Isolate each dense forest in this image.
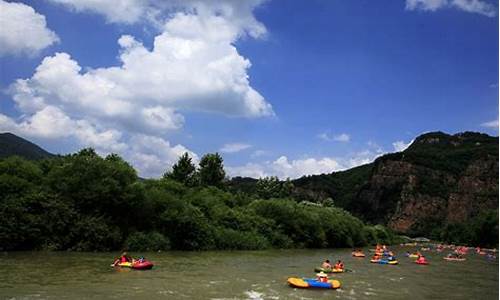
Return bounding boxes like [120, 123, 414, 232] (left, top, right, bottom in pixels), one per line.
[0, 149, 397, 252]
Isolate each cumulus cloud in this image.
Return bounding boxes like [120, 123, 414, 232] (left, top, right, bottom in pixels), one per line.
[227, 148, 386, 179]
[317, 132, 350, 142]
[392, 140, 413, 152]
[481, 119, 499, 128]
[1, 1, 271, 177]
[220, 143, 252, 153]
[271, 156, 341, 179]
[405, 0, 497, 17]
[128, 134, 198, 177]
[46, 0, 149, 24]
[0, 106, 127, 153]
[0, 0, 59, 56]
[46, 0, 268, 37]
[227, 156, 341, 179]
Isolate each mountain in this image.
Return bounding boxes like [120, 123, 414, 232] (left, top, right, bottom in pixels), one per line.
[231, 131, 499, 242]
[0, 132, 54, 160]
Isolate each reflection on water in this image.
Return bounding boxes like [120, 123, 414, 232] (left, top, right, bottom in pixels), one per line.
[0, 247, 497, 299]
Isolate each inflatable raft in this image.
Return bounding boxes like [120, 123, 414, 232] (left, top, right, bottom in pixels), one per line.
[314, 267, 344, 273]
[415, 260, 429, 265]
[443, 257, 466, 262]
[370, 259, 398, 265]
[287, 277, 341, 289]
[352, 252, 366, 257]
[115, 261, 154, 270]
[407, 254, 419, 258]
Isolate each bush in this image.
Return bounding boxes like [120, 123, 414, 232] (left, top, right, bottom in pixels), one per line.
[126, 231, 170, 251]
[214, 228, 270, 250]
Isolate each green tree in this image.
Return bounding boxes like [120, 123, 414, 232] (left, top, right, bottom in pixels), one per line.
[164, 152, 196, 185]
[198, 153, 225, 187]
[256, 176, 282, 199]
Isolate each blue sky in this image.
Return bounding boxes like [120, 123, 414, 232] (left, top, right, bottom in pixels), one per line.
[0, 0, 498, 178]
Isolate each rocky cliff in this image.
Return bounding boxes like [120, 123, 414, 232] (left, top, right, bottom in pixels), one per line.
[293, 131, 498, 239]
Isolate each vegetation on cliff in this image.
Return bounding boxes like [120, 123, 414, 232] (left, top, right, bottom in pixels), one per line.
[230, 132, 499, 247]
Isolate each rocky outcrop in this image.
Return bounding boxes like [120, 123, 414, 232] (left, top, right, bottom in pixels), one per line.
[368, 144, 498, 235]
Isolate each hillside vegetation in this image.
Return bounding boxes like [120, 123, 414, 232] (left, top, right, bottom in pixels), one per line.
[0, 133, 54, 160]
[231, 132, 499, 247]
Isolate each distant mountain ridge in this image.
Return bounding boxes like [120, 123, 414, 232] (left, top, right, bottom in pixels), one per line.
[231, 131, 499, 242]
[0, 132, 54, 160]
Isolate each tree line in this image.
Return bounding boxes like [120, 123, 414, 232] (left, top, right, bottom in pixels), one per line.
[0, 149, 398, 251]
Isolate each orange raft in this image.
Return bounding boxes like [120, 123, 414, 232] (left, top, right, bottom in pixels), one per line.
[352, 252, 366, 257]
[443, 257, 466, 262]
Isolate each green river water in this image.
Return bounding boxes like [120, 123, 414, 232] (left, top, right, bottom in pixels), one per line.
[0, 246, 497, 300]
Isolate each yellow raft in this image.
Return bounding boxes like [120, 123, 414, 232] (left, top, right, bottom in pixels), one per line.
[287, 277, 341, 289]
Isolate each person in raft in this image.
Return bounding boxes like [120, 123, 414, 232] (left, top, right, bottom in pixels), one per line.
[334, 260, 344, 270]
[316, 271, 329, 283]
[113, 252, 133, 266]
[322, 259, 332, 269]
[416, 255, 426, 263]
[447, 252, 462, 259]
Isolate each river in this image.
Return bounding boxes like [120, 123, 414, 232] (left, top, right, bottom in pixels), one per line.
[0, 246, 497, 299]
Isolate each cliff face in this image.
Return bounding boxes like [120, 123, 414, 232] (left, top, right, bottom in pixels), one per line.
[354, 132, 498, 235]
[292, 131, 498, 237]
[385, 156, 498, 233]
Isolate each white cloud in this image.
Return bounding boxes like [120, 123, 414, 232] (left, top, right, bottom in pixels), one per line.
[128, 134, 198, 177]
[405, 0, 497, 17]
[250, 149, 269, 158]
[271, 156, 341, 179]
[451, 0, 497, 17]
[343, 149, 384, 169]
[317, 132, 350, 142]
[481, 119, 499, 128]
[220, 143, 252, 153]
[226, 162, 269, 178]
[47, 0, 148, 24]
[227, 150, 385, 179]
[0, 106, 127, 153]
[392, 140, 413, 152]
[8, 15, 273, 126]
[227, 156, 341, 179]
[406, 0, 448, 11]
[227, 143, 389, 179]
[0, 109, 193, 177]
[1, 1, 271, 178]
[46, 0, 268, 37]
[0, 0, 59, 56]
[334, 133, 350, 142]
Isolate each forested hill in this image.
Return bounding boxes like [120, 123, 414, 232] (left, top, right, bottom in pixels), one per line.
[1, 131, 497, 249]
[0, 135, 397, 252]
[0, 132, 54, 160]
[231, 131, 499, 246]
